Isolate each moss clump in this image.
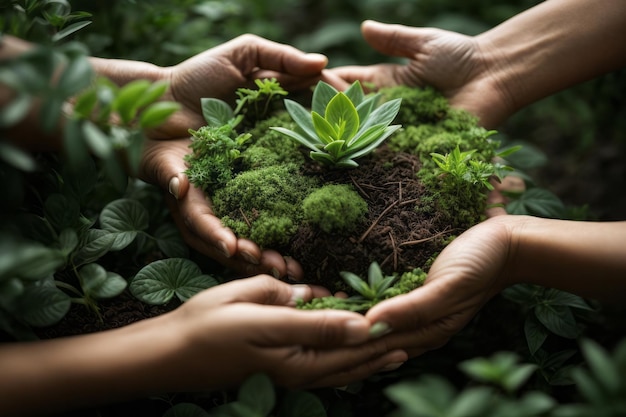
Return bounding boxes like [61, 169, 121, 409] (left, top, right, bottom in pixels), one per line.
[249, 213, 296, 247]
[302, 184, 368, 234]
[242, 112, 304, 169]
[212, 164, 317, 247]
[380, 85, 449, 125]
[184, 124, 250, 190]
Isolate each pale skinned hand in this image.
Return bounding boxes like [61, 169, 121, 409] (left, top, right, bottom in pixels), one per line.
[327, 20, 515, 129]
[159, 275, 408, 389]
[138, 34, 332, 279]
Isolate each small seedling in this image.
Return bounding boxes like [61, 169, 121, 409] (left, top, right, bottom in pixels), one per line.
[341, 261, 398, 301]
[271, 81, 402, 167]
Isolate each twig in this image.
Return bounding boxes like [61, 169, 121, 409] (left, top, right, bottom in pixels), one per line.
[397, 229, 456, 247]
[358, 200, 399, 243]
[239, 208, 251, 228]
[389, 231, 398, 271]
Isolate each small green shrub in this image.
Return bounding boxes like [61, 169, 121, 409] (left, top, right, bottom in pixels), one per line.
[302, 184, 368, 234]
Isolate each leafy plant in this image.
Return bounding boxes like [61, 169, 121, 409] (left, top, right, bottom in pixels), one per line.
[271, 80, 402, 167]
[341, 261, 398, 301]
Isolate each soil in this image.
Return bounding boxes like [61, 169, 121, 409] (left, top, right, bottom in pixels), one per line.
[289, 145, 455, 291]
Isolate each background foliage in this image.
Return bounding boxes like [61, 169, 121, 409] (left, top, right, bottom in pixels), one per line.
[1, 0, 625, 416]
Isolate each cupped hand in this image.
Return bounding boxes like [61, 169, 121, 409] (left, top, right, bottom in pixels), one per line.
[364, 215, 518, 358]
[162, 275, 408, 389]
[139, 138, 303, 279]
[327, 20, 515, 129]
[153, 33, 330, 139]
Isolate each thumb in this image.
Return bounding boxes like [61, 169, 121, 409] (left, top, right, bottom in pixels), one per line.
[361, 20, 425, 59]
[140, 139, 190, 200]
[212, 275, 322, 307]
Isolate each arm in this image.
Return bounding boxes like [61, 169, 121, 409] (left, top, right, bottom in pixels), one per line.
[0, 276, 407, 416]
[328, 0, 626, 128]
[364, 215, 626, 357]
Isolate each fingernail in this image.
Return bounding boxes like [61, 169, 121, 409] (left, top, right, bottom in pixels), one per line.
[270, 267, 281, 279]
[345, 319, 369, 344]
[168, 176, 180, 199]
[218, 241, 230, 258]
[240, 250, 260, 265]
[288, 284, 310, 306]
[380, 361, 404, 372]
[369, 322, 392, 338]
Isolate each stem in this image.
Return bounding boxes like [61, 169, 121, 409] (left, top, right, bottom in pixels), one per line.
[55, 281, 83, 297]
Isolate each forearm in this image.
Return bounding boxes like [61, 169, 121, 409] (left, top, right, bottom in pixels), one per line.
[477, 0, 626, 114]
[503, 215, 626, 302]
[0, 314, 188, 416]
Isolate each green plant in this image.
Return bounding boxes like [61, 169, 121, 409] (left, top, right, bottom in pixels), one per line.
[271, 80, 402, 167]
[302, 184, 368, 234]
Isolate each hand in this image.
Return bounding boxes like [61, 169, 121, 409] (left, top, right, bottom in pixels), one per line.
[162, 275, 408, 389]
[364, 216, 516, 357]
[153, 34, 330, 139]
[139, 138, 303, 279]
[327, 20, 516, 129]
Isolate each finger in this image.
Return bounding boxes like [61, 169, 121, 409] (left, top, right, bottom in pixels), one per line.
[206, 275, 318, 307]
[360, 20, 427, 59]
[284, 256, 304, 281]
[486, 175, 526, 218]
[327, 63, 400, 89]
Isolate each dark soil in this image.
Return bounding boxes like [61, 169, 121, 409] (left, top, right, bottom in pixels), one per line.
[289, 146, 455, 291]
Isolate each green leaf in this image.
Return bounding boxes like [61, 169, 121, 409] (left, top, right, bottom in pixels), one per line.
[0, 242, 65, 282]
[347, 125, 400, 160]
[311, 81, 338, 115]
[0, 93, 32, 127]
[343, 80, 365, 107]
[502, 363, 538, 393]
[447, 387, 494, 417]
[16, 285, 71, 327]
[544, 289, 594, 311]
[324, 92, 359, 142]
[201, 97, 234, 127]
[283, 99, 318, 142]
[270, 126, 319, 152]
[82, 120, 113, 158]
[57, 54, 93, 96]
[139, 101, 181, 129]
[340, 271, 374, 299]
[79, 263, 127, 299]
[73, 229, 116, 266]
[368, 261, 384, 288]
[52, 20, 92, 42]
[311, 111, 338, 144]
[113, 79, 152, 124]
[580, 338, 621, 394]
[356, 98, 401, 134]
[238, 373, 275, 416]
[44, 193, 80, 231]
[135, 80, 169, 110]
[39, 95, 65, 133]
[524, 316, 548, 355]
[58, 228, 78, 255]
[534, 304, 579, 339]
[506, 187, 565, 218]
[99, 199, 150, 250]
[130, 258, 219, 305]
[385, 375, 455, 414]
[0, 141, 37, 172]
[355, 94, 379, 125]
[63, 118, 91, 169]
[323, 140, 345, 159]
[154, 223, 189, 258]
[517, 391, 556, 415]
[73, 88, 98, 118]
[163, 403, 210, 417]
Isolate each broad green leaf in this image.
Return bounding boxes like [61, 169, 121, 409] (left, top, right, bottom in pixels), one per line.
[163, 403, 210, 417]
[355, 94, 379, 125]
[52, 20, 92, 42]
[80, 263, 127, 299]
[580, 338, 621, 394]
[130, 258, 218, 305]
[201, 97, 234, 127]
[543, 289, 594, 311]
[347, 123, 386, 149]
[134, 80, 169, 109]
[535, 304, 579, 339]
[356, 98, 401, 133]
[447, 387, 494, 417]
[385, 376, 455, 414]
[238, 373, 275, 416]
[506, 187, 565, 218]
[347, 125, 400, 160]
[0, 141, 37, 172]
[323, 140, 345, 159]
[517, 391, 556, 415]
[0, 278, 24, 306]
[0, 243, 65, 282]
[16, 285, 71, 327]
[139, 101, 181, 129]
[368, 261, 384, 288]
[82, 120, 112, 158]
[311, 111, 338, 144]
[112, 79, 152, 124]
[524, 316, 548, 355]
[283, 99, 318, 142]
[310, 151, 337, 165]
[344, 80, 365, 107]
[311, 81, 338, 115]
[277, 391, 326, 417]
[502, 363, 538, 392]
[325, 92, 359, 142]
[73, 229, 116, 266]
[154, 223, 189, 258]
[58, 228, 78, 255]
[502, 284, 539, 304]
[56, 54, 93, 96]
[99, 199, 149, 250]
[0, 93, 31, 127]
[73, 88, 98, 119]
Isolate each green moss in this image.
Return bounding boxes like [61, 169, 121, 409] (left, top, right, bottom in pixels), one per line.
[212, 164, 317, 247]
[242, 113, 304, 169]
[302, 184, 368, 234]
[380, 85, 449, 125]
[383, 268, 427, 299]
[250, 213, 296, 247]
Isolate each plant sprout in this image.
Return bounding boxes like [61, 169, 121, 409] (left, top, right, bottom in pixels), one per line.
[341, 261, 398, 301]
[271, 81, 402, 168]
